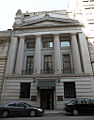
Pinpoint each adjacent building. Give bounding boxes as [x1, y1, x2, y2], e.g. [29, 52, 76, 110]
[0, 0, 94, 110]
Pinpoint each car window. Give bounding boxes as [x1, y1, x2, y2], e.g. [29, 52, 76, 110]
[7, 103, 16, 107]
[15, 103, 27, 108]
[85, 99, 94, 104]
[77, 99, 85, 104]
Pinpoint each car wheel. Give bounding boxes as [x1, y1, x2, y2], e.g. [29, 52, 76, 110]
[2, 111, 9, 118]
[72, 109, 78, 116]
[29, 110, 36, 117]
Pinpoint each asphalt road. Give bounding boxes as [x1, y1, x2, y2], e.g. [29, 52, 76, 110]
[0, 114, 94, 120]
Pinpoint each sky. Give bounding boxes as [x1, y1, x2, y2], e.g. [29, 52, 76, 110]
[0, 0, 68, 31]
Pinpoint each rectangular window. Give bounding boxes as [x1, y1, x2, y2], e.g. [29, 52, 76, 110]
[26, 56, 34, 69]
[26, 56, 34, 74]
[20, 83, 31, 98]
[43, 41, 53, 48]
[60, 41, 70, 47]
[26, 41, 35, 48]
[64, 82, 76, 98]
[44, 55, 53, 73]
[63, 54, 71, 73]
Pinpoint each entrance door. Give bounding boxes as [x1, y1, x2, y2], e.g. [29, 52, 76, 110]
[40, 89, 54, 110]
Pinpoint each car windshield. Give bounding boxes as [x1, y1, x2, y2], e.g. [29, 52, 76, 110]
[67, 99, 76, 104]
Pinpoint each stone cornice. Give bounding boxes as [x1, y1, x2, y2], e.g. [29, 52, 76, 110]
[5, 73, 93, 79]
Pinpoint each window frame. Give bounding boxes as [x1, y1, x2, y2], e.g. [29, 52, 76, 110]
[20, 83, 31, 99]
[64, 82, 76, 98]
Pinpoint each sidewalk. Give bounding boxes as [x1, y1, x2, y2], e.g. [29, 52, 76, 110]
[45, 110, 66, 115]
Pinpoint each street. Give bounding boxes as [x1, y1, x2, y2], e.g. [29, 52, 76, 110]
[0, 113, 94, 120]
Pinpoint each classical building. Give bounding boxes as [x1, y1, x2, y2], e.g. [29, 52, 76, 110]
[0, 0, 94, 110]
[0, 31, 10, 100]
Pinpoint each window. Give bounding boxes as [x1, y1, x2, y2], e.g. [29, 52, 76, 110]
[60, 41, 70, 47]
[77, 99, 85, 104]
[85, 98, 94, 104]
[62, 54, 71, 73]
[64, 82, 76, 98]
[26, 41, 35, 48]
[43, 41, 53, 48]
[20, 83, 30, 98]
[43, 55, 53, 73]
[26, 56, 34, 70]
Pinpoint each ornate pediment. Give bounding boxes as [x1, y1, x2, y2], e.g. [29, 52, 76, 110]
[14, 13, 81, 29]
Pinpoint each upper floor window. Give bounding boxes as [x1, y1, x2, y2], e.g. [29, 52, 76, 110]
[43, 55, 53, 74]
[43, 41, 53, 48]
[60, 41, 70, 47]
[62, 54, 71, 73]
[26, 41, 35, 48]
[26, 56, 34, 70]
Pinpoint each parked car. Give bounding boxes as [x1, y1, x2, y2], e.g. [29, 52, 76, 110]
[65, 98, 94, 116]
[0, 102, 44, 118]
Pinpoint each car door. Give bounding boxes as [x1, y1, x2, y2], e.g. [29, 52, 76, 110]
[85, 98, 94, 114]
[76, 98, 87, 113]
[15, 103, 28, 116]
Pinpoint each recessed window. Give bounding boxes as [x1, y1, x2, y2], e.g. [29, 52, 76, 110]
[43, 41, 53, 48]
[43, 55, 53, 74]
[62, 54, 71, 73]
[20, 83, 31, 98]
[60, 41, 70, 47]
[26, 41, 35, 48]
[64, 82, 76, 98]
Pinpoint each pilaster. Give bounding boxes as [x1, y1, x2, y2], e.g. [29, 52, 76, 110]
[71, 33, 82, 73]
[78, 33, 92, 73]
[5, 35, 18, 75]
[34, 35, 41, 74]
[15, 36, 25, 74]
[54, 34, 61, 74]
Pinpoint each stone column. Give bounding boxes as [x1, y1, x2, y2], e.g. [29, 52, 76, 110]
[15, 36, 25, 74]
[54, 34, 61, 74]
[5, 35, 18, 75]
[71, 34, 82, 73]
[78, 33, 92, 73]
[34, 35, 41, 74]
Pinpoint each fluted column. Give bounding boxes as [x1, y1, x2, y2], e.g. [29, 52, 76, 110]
[54, 34, 61, 74]
[34, 35, 41, 74]
[71, 34, 82, 73]
[15, 36, 25, 74]
[6, 35, 18, 75]
[78, 33, 92, 73]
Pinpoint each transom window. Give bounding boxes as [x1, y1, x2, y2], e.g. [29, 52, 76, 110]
[26, 41, 35, 48]
[64, 82, 76, 98]
[43, 41, 53, 48]
[60, 41, 70, 47]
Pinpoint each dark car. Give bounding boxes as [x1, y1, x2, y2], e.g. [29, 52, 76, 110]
[0, 102, 44, 118]
[65, 98, 94, 116]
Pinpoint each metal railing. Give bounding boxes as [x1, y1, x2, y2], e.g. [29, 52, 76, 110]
[62, 68, 74, 74]
[41, 69, 54, 74]
[22, 69, 34, 75]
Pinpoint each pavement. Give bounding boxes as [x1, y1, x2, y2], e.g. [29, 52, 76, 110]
[45, 110, 67, 115]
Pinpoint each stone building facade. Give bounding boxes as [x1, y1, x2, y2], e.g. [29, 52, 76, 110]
[0, 8, 94, 110]
[0, 31, 10, 100]
[0, 0, 94, 110]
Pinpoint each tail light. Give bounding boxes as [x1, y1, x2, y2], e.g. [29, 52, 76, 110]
[65, 104, 68, 109]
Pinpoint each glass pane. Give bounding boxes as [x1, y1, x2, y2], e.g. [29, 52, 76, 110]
[60, 41, 70, 47]
[27, 41, 35, 48]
